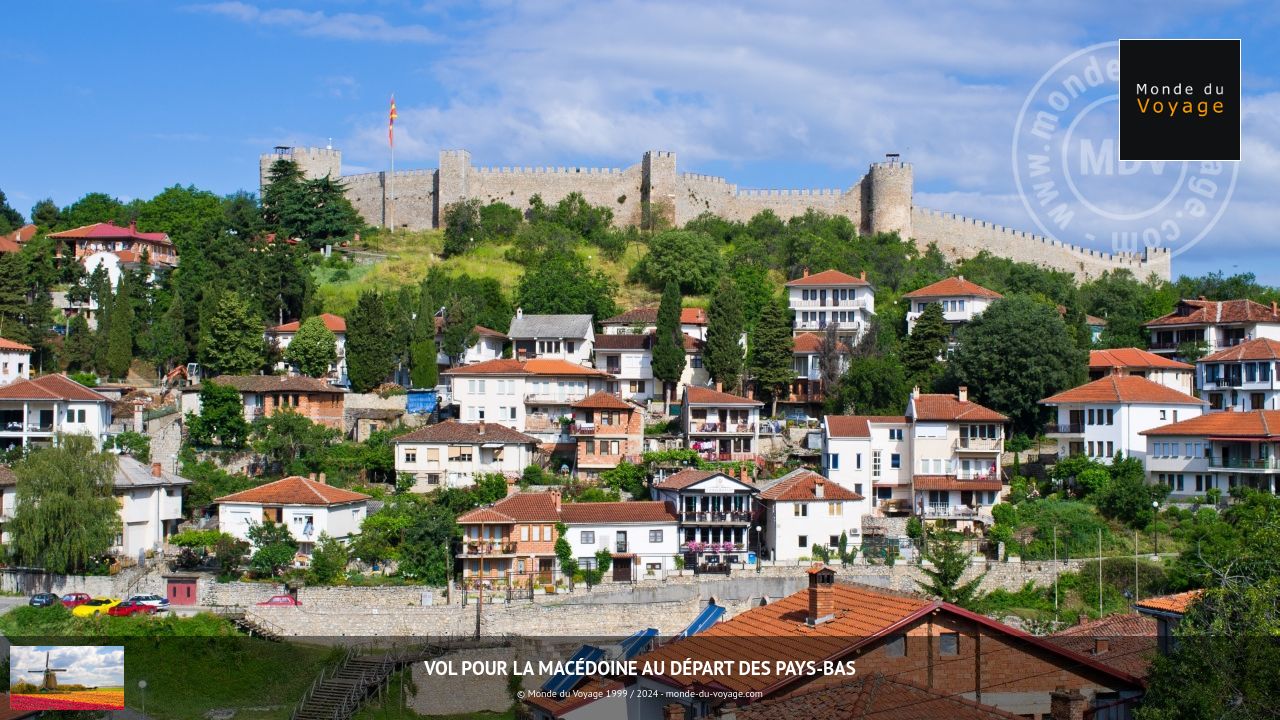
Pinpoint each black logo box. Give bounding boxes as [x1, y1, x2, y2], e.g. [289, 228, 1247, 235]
[1119, 39, 1240, 162]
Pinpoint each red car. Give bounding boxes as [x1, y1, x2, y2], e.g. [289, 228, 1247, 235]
[60, 593, 92, 608]
[107, 599, 159, 617]
[256, 595, 301, 607]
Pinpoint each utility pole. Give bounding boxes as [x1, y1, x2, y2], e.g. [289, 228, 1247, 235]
[1053, 526, 1058, 615]
[475, 521, 483, 640]
[1098, 528, 1103, 617]
[1134, 529, 1140, 604]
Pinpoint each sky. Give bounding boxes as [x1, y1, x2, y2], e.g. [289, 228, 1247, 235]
[10, 645, 125, 688]
[2, 1, 1278, 281]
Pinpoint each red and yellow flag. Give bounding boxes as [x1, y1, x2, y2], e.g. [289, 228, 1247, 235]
[389, 94, 398, 147]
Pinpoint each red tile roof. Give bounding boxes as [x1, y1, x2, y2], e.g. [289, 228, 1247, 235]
[785, 269, 870, 287]
[1199, 337, 1280, 362]
[682, 333, 705, 352]
[911, 393, 1007, 422]
[49, 221, 172, 245]
[443, 358, 610, 377]
[205, 375, 345, 394]
[1040, 375, 1204, 406]
[474, 325, 507, 339]
[792, 332, 849, 354]
[1047, 614, 1158, 678]
[601, 307, 708, 325]
[652, 468, 727, 490]
[1135, 589, 1203, 615]
[457, 492, 561, 524]
[1090, 348, 1193, 370]
[1143, 299, 1280, 328]
[392, 420, 538, 445]
[1140, 410, 1280, 438]
[902, 276, 1003, 299]
[759, 469, 863, 501]
[270, 313, 347, 334]
[594, 333, 652, 350]
[0, 336, 34, 352]
[912, 475, 1003, 491]
[558, 500, 678, 524]
[685, 385, 762, 406]
[571, 391, 634, 410]
[0, 236, 19, 254]
[824, 415, 908, 438]
[216, 476, 369, 506]
[735, 673, 1023, 720]
[4, 224, 38, 245]
[0, 374, 108, 402]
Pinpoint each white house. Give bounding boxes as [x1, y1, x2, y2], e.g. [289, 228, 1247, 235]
[779, 332, 849, 421]
[1144, 298, 1280, 358]
[906, 388, 1008, 528]
[682, 385, 763, 462]
[1042, 375, 1205, 463]
[651, 468, 758, 560]
[1089, 348, 1195, 395]
[758, 469, 865, 562]
[0, 374, 111, 451]
[0, 466, 18, 544]
[822, 414, 911, 512]
[600, 306, 709, 341]
[785, 269, 875, 345]
[1197, 338, 1280, 412]
[460, 326, 507, 365]
[559, 501, 680, 581]
[507, 310, 594, 365]
[392, 420, 539, 491]
[593, 334, 654, 403]
[903, 276, 1003, 339]
[1142, 410, 1280, 498]
[0, 337, 32, 386]
[266, 313, 348, 386]
[112, 456, 189, 558]
[216, 475, 370, 555]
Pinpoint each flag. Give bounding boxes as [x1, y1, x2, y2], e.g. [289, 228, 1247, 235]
[389, 94, 398, 147]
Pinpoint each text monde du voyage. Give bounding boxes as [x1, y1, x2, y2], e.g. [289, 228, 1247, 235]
[1134, 82, 1229, 118]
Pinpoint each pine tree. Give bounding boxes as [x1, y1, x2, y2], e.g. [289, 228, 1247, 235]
[150, 292, 188, 372]
[704, 277, 744, 392]
[199, 291, 265, 376]
[106, 277, 135, 379]
[0, 253, 27, 340]
[902, 301, 949, 388]
[346, 291, 396, 393]
[409, 304, 439, 389]
[63, 315, 94, 371]
[916, 531, 985, 607]
[651, 281, 686, 413]
[750, 297, 794, 416]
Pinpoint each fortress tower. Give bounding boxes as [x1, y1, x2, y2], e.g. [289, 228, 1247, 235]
[641, 150, 678, 228]
[862, 156, 913, 238]
[258, 146, 343, 191]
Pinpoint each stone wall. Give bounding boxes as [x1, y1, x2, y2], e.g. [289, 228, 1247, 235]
[0, 566, 166, 597]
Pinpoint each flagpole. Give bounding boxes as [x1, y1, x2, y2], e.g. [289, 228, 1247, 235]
[388, 93, 396, 232]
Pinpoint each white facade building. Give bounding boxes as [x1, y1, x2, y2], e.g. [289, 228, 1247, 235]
[0, 374, 111, 451]
[651, 468, 758, 557]
[593, 334, 655, 403]
[1144, 298, 1280, 358]
[216, 475, 370, 554]
[112, 456, 190, 558]
[902, 276, 1003, 339]
[1089, 348, 1195, 395]
[560, 501, 681, 580]
[507, 310, 594, 365]
[759, 469, 865, 562]
[443, 358, 614, 446]
[266, 313, 349, 386]
[1197, 338, 1280, 412]
[822, 414, 911, 512]
[393, 420, 538, 491]
[0, 338, 33, 386]
[1042, 375, 1206, 463]
[785, 269, 876, 344]
[1142, 411, 1280, 499]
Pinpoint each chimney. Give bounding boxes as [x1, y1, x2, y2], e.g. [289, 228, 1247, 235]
[309, 473, 317, 482]
[150, 462, 162, 478]
[912, 385, 921, 399]
[859, 270, 867, 282]
[478, 419, 486, 436]
[739, 464, 750, 485]
[958, 386, 968, 403]
[1198, 295, 1207, 301]
[806, 564, 836, 626]
[662, 704, 686, 720]
[516, 307, 524, 319]
[1049, 687, 1087, 720]
[715, 381, 723, 392]
[318, 472, 327, 485]
[746, 388, 754, 400]
[133, 400, 145, 434]
[802, 267, 809, 278]
[1272, 301, 1277, 315]
[958, 275, 964, 281]
[1093, 637, 1109, 655]
[550, 490, 562, 511]
[814, 479, 824, 499]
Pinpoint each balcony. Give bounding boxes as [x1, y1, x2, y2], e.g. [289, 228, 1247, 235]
[791, 298, 868, 310]
[954, 437, 1002, 452]
[695, 451, 758, 462]
[459, 540, 518, 556]
[615, 541, 628, 554]
[0, 421, 54, 434]
[524, 392, 589, 404]
[1044, 423, 1084, 435]
[569, 423, 595, 436]
[525, 416, 569, 433]
[794, 320, 867, 332]
[680, 511, 753, 525]
[1206, 457, 1280, 471]
[689, 422, 756, 434]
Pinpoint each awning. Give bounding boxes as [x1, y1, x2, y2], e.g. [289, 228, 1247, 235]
[481, 442, 506, 448]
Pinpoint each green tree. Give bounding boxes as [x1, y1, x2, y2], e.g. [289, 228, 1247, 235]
[600, 462, 649, 500]
[284, 316, 337, 377]
[750, 297, 794, 415]
[554, 522, 578, 581]
[633, 229, 723, 294]
[901, 301, 948, 387]
[250, 409, 339, 474]
[63, 314, 94, 371]
[442, 199, 484, 257]
[59, 192, 128, 229]
[704, 277, 744, 392]
[149, 292, 188, 372]
[515, 249, 617, 319]
[916, 531, 985, 607]
[0, 190, 24, 233]
[949, 296, 1085, 435]
[105, 278, 134, 379]
[479, 201, 523, 241]
[136, 184, 224, 244]
[826, 355, 908, 415]
[199, 291, 265, 376]
[307, 533, 349, 584]
[7, 435, 121, 574]
[651, 281, 686, 412]
[30, 198, 60, 230]
[1095, 454, 1168, 528]
[346, 291, 396, 392]
[247, 520, 298, 577]
[409, 335, 439, 389]
[186, 380, 250, 449]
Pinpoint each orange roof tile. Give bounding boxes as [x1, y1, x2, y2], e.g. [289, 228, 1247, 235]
[1140, 410, 1280, 438]
[1090, 348, 1193, 370]
[759, 469, 863, 501]
[1135, 589, 1203, 615]
[571, 391, 634, 410]
[0, 374, 108, 402]
[735, 673, 1023, 720]
[913, 475, 1003, 491]
[393, 420, 538, 445]
[911, 393, 1007, 422]
[442, 358, 528, 375]
[1047, 614, 1158, 678]
[0, 336, 34, 352]
[902, 276, 1003, 299]
[49, 221, 171, 245]
[215, 476, 370, 506]
[558, 501, 678, 525]
[824, 415, 908, 438]
[682, 333, 705, 352]
[4, 224, 38, 245]
[785, 269, 870, 287]
[457, 492, 561, 524]
[602, 307, 708, 325]
[1040, 375, 1204, 406]
[270, 313, 347, 334]
[653, 468, 734, 490]
[442, 358, 609, 377]
[524, 358, 612, 376]
[1199, 337, 1280, 362]
[1143, 299, 1280, 328]
[792, 332, 849, 354]
[685, 385, 762, 406]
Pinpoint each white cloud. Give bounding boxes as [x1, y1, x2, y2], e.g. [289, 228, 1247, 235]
[187, 2, 439, 43]
[10, 646, 124, 688]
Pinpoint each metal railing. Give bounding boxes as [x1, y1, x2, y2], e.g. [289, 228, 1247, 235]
[1206, 457, 1280, 470]
[1044, 423, 1084, 434]
[955, 437, 1002, 450]
[680, 510, 753, 524]
[690, 422, 756, 434]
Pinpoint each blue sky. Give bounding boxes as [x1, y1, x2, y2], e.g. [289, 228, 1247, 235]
[10, 645, 124, 688]
[2, 1, 1277, 281]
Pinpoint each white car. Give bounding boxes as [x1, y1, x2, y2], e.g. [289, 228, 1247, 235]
[128, 594, 170, 609]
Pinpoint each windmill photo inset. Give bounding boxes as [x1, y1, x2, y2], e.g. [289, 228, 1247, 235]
[28, 651, 68, 690]
[9, 645, 124, 712]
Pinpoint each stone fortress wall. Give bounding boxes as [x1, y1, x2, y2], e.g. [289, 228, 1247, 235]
[259, 146, 1170, 281]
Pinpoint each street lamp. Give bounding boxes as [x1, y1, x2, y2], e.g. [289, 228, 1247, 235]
[754, 525, 763, 574]
[138, 679, 147, 716]
[1150, 500, 1160, 561]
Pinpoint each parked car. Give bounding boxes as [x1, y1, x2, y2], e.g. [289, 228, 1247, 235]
[28, 593, 60, 608]
[127, 594, 170, 609]
[256, 595, 301, 607]
[60, 592, 92, 608]
[108, 599, 159, 617]
[71, 598, 122, 617]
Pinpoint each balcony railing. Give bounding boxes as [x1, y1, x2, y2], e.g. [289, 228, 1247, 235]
[923, 504, 982, 518]
[1044, 423, 1084, 435]
[791, 298, 868, 309]
[0, 421, 53, 433]
[569, 423, 595, 435]
[695, 451, 758, 462]
[1147, 341, 1181, 350]
[615, 541, 628, 553]
[690, 422, 756, 434]
[1206, 457, 1280, 470]
[460, 540, 518, 555]
[680, 511, 753, 525]
[955, 437, 1002, 451]
[524, 392, 589, 404]
[954, 471, 1001, 482]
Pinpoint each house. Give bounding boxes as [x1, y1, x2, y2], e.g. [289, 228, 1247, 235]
[534, 567, 1147, 720]
[456, 491, 563, 586]
[903, 275, 1003, 340]
[1046, 613, 1158, 680]
[392, 420, 539, 491]
[48, 221, 177, 285]
[181, 375, 346, 429]
[785, 269, 875, 344]
[758, 469, 865, 562]
[1089, 348, 1195, 394]
[1141, 410, 1280, 498]
[0, 337, 32, 386]
[651, 468, 757, 566]
[821, 415, 911, 512]
[0, 374, 111, 450]
[459, 326, 507, 365]
[1136, 590, 1202, 655]
[907, 387, 1007, 528]
[593, 334, 654, 403]
[569, 392, 644, 479]
[1143, 298, 1280, 357]
[1, 224, 37, 252]
[0, 466, 17, 543]
[216, 475, 370, 554]
[779, 332, 848, 420]
[559, 501, 680, 581]
[507, 310, 594, 365]
[1041, 375, 1205, 463]
[600, 306, 708, 341]
[112, 456, 190, 558]
[1197, 338, 1280, 411]
[682, 385, 763, 462]
[266, 313, 348, 386]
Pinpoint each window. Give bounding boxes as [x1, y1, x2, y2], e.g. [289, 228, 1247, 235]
[649, 529, 663, 543]
[794, 504, 808, 517]
[830, 535, 840, 547]
[1107, 441, 1114, 456]
[889, 428, 904, 440]
[854, 483, 863, 495]
[1160, 409, 1167, 420]
[940, 632, 959, 656]
[855, 453, 862, 469]
[427, 474, 440, 485]
[690, 355, 703, 368]
[542, 525, 551, 541]
[885, 634, 906, 657]
[580, 531, 595, 544]
[830, 453, 839, 469]
[1088, 409, 1095, 425]
[1106, 409, 1114, 425]
[890, 453, 900, 469]
[872, 451, 881, 478]
[797, 535, 808, 548]
[403, 450, 417, 463]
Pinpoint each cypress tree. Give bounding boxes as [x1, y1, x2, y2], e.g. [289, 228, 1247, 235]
[704, 277, 744, 392]
[651, 281, 686, 413]
[346, 291, 396, 393]
[749, 297, 794, 416]
[902, 301, 949, 388]
[105, 277, 134, 379]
